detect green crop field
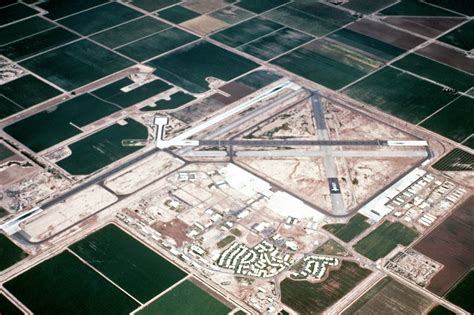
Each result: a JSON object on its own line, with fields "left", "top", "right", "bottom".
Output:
{"left": 272, "top": 39, "right": 381, "bottom": 90}
{"left": 0, "top": 234, "right": 27, "bottom": 272}
{"left": 38, "top": 0, "right": 107, "bottom": 20}
{"left": 70, "top": 224, "right": 186, "bottom": 302}
{"left": 0, "top": 207, "right": 8, "bottom": 218}
{"left": 117, "top": 27, "right": 198, "bottom": 62}
{"left": 57, "top": 118, "right": 147, "bottom": 175}
{"left": 4, "top": 251, "right": 139, "bottom": 315}
{"left": 433, "top": 148, "right": 474, "bottom": 171}
{"left": 157, "top": 5, "right": 200, "bottom": 24}
{"left": 420, "top": 96, "right": 473, "bottom": 144}
{"left": 91, "top": 16, "right": 170, "bottom": 49}
{"left": 342, "top": 277, "right": 432, "bottom": 315}
{"left": 0, "top": 27, "right": 79, "bottom": 61}
{"left": 20, "top": 40, "right": 134, "bottom": 91}
{"left": 323, "top": 214, "right": 370, "bottom": 242}
{"left": 264, "top": 2, "right": 355, "bottom": 36}
{"left": 0, "top": 75, "right": 62, "bottom": 118}
{"left": 58, "top": 2, "right": 142, "bottom": 35}
{"left": 328, "top": 28, "right": 405, "bottom": 61}
{"left": 138, "top": 280, "right": 231, "bottom": 314}
{"left": 393, "top": 54, "right": 474, "bottom": 92}
{"left": 381, "top": 0, "right": 460, "bottom": 16}
{"left": 426, "top": 0, "right": 474, "bottom": 15}
{"left": 131, "top": 0, "right": 179, "bottom": 12}
{"left": 344, "top": 66, "right": 457, "bottom": 124}
{"left": 428, "top": 305, "right": 456, "bottom": 315}
{"left": 239, "top": 27, "right": 314, "bottom": 61}
{"left": 211, "top": 16, "right": 283, "bottom": 48}
{"left": 439, "top": 20, "right": 474, "bottom": 51}
{"left": 91, "top": 78, "right": 172, "bottom": 108}
{"left": 446, "top": 270, "right": 474, "bottom": 313}
{"left": 147, "top": 40, "right": 258, "bottom": 93}
{"left": 281, "top": 260, "right": 371, "bottom": 314}
{"left": 5, "top": 93, "right": 120, "bottom": 152}
{"left": 0, "top": 3, "right": 39, "bottom": 26}
{"left": 0, "top": 294, "right": 23, "bottom": 315}
{"left": 141, "top": 91, "right": 196, "bottom": 111}
{"left": 236, "top": 0, "right": 289, "bottom": 14}
{"left": 0, "top": 16, "right": 54, "bottom": 46}
{"left": 235, "top": 70, "right": 282, "bottom": 90}
{"left": 210, "top": 5, "right": 254, "bottom": 25}
{"left": 342, "top": 0, "right": 397, "bottom": 14}
{"left": 354, "top": 221, "right": 418, "bottom": 261}
{"left": 0, "top": 143, "right": 14, "bottom": 161}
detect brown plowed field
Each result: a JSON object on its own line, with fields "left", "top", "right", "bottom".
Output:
{"left": 347, "top": 19, "right": 425, "bottom": 50}
{"left": 413, "top": 196, "right": 474, "bottom": 295}
{"left": 418, "top": 43, "right": 474, "bottom": 74}
{"left": 382, "top": 17, "right": 464, "bottom": 37}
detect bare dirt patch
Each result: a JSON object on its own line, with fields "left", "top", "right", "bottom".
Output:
{"left": 181, "top": 15, "right": 228, "bottom": 36}
{"left": 382, "top": 17, "right": 464, "bottom": 37}
{"left": 152, "top": 218, "right": 191, "bottom": 247}
{"left": 418, "top": 43, "right": 474, "bottom": 74}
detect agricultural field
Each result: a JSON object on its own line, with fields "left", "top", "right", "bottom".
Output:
{"left": 20, "top": 40, "right": 134, "bottom": 91}
{"left": 263, "top": 2, "right": 355, "bottom": 36}
{"left": 381, "top": 0, "right": 460, "bottom": 16}
{"left": 433, "top": 148, "right": 474, "bottom": 171}
{"left": 90, "top": 16, "right": 170, "bottom": 49}
{"left": 235, "top": 0, "right": 289, "bottom": 14}
{"left": 417, "top": 43, "right": 474, "bottom": 74}
{"left": 211, "top": 16, "right": 283, "bottom": 48}
{"left": 38, "top": 0, "right": 107, "bottom": 19}
{"left": 382, "top": 16, "right": 464, "bottom": 38}
{"left": 0, "top": 143, "right": 14, "bottom": 160}
{"left": 327, "top": 28, "right": 405, "bottom": 61}
{"left": 342, "top": 0, "right": 397, "bottom": 14}
{"left": 209, "top": 5, "right": 254, "bottom": 25}
{"left": 0, "top": 294, "right": 23, "bottom": 315}
{"left": 157, "top": 5, "right": 200, "bottom": 24}
{"left": 344, "top": 67, "right": 457, "bottom": 124}
{"left": 91, "top": 78, "right": 172, "bottom": 108}
{"left": 0, "top": 3, "right": 39, "bottom": 26}
{"left": 4, "top": 93, "right": 120, "bottom": 152}
{"left": 323, "top": 214, "right": 370, "bottom": 243}
{"left": 445, "top": 270, "right": 474, "bottom": 313}
{"left": 0, "top": 75, "right": 62, "bottom": 119}
{"left": 57, "top": 118, "right": 148, "bottom": 175}
{"left": 130, "top": 0, "right": 179, "bottom": 12}
{"left": 420, "top": 96, "right": 473, "bottom": 144}
{"left": 137, "top": 280, "right": 231, "bottom": 314}
{"left": 141, "top": 91, "right": 196, "bottom": 111}
{"left": 70, "top": 224, "right": 186, "bottom": 302}
{"left": 117, "top": 27, "right": 198, "bottom": 62}
{"left": 428, "top": 305, "right": 456, "bottom": 315}
{"left": 0, "top": 234, "right": 27, "bottom": 272}
{"left": 239, "top": 27, "right": 313, "bottom": 61}
{"left": 439, "top": 20, "right": 474, "bottom": 51}
{"left": 392, "top": 54, "right": 474, "bottom": 92}
{"left": 354, "top": 221, "right": 418, "bottom": 261}
{"left": 234, "top": 70, "right": 282, "bottom": 90}
{"left": 280, "top": 261, "right": 371, "bottom": 314}
{"left": 147, "top": 41, "right": 258, "bottom": 93}
{"left": 58, "top": 2, "right": 142, "bottom": 36}
{"left": 4, "top": 251, "right": 139, "bottom": 315}
{"left": 272, "top": 39, "right": 381, "bottom": 90}
{"left": 0, "top": 16, "right": 54, "bottom": 46}
{"left": 342, "top": 277, "right": 432, "bottom": 315}
{"left": 0, "top": 207, "right": 8, "bottom": 219}
{"left": 0, "top": 27, "right": 79, "bottom": 61}
{"left": 426, "top": 0, "right": 474, "bottom": 15}
{"left": 414, "top": 196, "right": 474, "bottom": 296}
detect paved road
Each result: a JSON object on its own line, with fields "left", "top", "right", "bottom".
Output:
{"left": 184, "top": 150, "right": 428, "bottom": 158}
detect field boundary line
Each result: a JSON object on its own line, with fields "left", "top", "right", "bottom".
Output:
{"left": 66, "top": 248, "right": 143, "bottom": 305}
{"left": 112, "top": 25, "right": 174, "bottom": 50}
{"left": 130, "top": 274, "right": 191, "bottom": 314}
{"left": 415, "top": 94, "right": 462, "bottom": 126}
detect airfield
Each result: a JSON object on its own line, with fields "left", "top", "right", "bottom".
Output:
{"left": 0, "top": 0, "right": 473, "bottom": 314}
